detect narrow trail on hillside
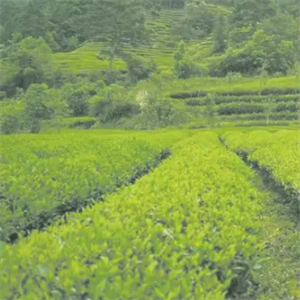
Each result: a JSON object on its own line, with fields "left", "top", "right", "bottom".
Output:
{"left": 220, "top": 139, "right": 300, "bottom": 300}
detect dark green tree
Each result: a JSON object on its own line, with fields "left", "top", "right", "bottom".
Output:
{"left": 22, "top": 84, "right": 53, "bottom": 133}
{"left": 212, "top": 15, "right": 228, "bottom": 53}
{"left": 232, "top": 0, "right": 276, "bottom": 29}
{"left": 90, "top": 0, "right": 147, "bottom": 71}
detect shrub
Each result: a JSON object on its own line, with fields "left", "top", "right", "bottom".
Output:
{"left": 0, "top": 114, "right": 20, "bottom": 134}
{"left": 126, "top": 55, "right": 156, "bottom": 83}
{"left": 218, "top": 104, "right": 265, "bottom": 115}
{"left": 174, "top": 57, "right": 198, "bottom": 79}
{"left": 0, "top": 91, "right": 7, "bottom": 100}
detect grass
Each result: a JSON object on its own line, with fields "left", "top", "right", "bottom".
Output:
{"left": 253, "top": 175, "right": 300, "bottom": 300}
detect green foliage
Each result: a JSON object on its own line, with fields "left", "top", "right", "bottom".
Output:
{"left": 1, "top": 36, "right": 56, "bottom": 95}
{"left": 219, "top": 30, "right": 296, "bottom": 75}
{"left": 0, "top": 115, "right": 19, "bottom": 134}
{"left": 41, "top": 117, "right": 97, "bottom": 131}
{"left": 0, "top": 91, "right": 6, "bottom": 100}
{"left": 173, "top": 41, "right": 198, "bottom": 79}
{"left": 61, "top": 81, "right": 97, "bottom": 117}
{"left": 204, "top": 93, "right": 218, "bottom": 127}
{"left": 173, "top": 3, "right": 216, "bottom": 40}
{"left": 212, "top": 15, "right": 228, "bottom": 54}
{"left": 125, "top": 54, "right": 156, "bottom": 83}
{"left": 0, "top": 61, "right": 18, "bottom": 95}
{"left": 0, "top": 100, "right": 23, "bottom": 134}
{"left": 92, "top": 0, "right": 147, "bottom": 71}
{"left": 22, "top": 84, "right": 54, "bottom": 133}
{"left": 0, "top": 132, "right": 266, "bottom": 299}
{"left": 0, "top": 130, "right": 190, "bottom": 241}
{"left": 89, "top": 84, "right": 130, "bottom": 119}
{"left": 0, "top": 0, "right": 299, "bottom": 131}
{"left": 231, "top": 0, "right": 276, "bottom": 29}
{"left": 223, "top": 130, "right": 300, "bottom": 196}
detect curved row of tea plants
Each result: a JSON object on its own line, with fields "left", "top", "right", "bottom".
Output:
{"left": 185, "top": 94, "right": 300, "bottom": 106}
{"left": 170, "top": 87, "right": 300, "bottom": 99}
{"left": 222, "top": 130, "right": 300, "bottom": 197}
{"left": 221, "top": 112, "right": 299, "bottom": 122}
{"left": 0, "top": 130, "right": 191, "bottom": 242}
{"left": 0, "top": 132, "right": 265, "bottom": 300}
{"left": 217, "top": 102, "right": 299, "bottom": 115}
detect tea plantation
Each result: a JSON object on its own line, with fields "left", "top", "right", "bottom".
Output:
{"left": 0, "top": 128, "right": 299, "bottom": 300}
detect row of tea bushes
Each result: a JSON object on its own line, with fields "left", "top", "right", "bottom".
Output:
{"left": 170, "top": 88, "right": 300, "bottom": 99}
{"left": 0, "top": 130, "right": 191, "bottom": 242}
{"left": 0, "top": 132, "right": 265, "bottom": 300}
{"left": 222, "top": 112, "right": 299, "bottom": 121}
{"left": 222, "top": 130, "right": 300, "bottom": 197}
{"left": 185, "top": 94, "right": 300, "bottom": 106}
{"left": 217, "top": 102, "right": 299, "bottom": 115}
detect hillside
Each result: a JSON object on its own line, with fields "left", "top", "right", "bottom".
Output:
{"left": 53, "top": 9, "right": 213, "bottom": 74}
{"left": 0, "top": 0, "right": 299, "bottom": 133}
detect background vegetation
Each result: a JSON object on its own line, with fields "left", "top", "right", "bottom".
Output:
{"left": 0, "top": 0, "right": 299, "bottom": 134}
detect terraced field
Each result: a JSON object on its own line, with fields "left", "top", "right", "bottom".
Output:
{"left": 168, "top": 83, "right": 300, "bottom": 127}
{"left": 52, "top": 9, "right": 214, "bottom": 74}
{"left": 0, "top": 128, "right": 299, "bottom": 300}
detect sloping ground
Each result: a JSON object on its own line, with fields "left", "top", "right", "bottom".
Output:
{"left": 163, "top": 77, "right": 300, "bottom": 127}
{"left": 53, "top": 9, "right": 184, "bottom": 74}
{"left": 52, "top": 9, "right": 216, "bottom": 74}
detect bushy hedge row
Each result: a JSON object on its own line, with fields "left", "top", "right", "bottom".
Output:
{"left": 186, "top": 95, "right": 300, "bottom": 107}
{"left": 217, "top": 102, "right": 299, "bottom": 116}
{"left": 42, "top": 117, "right": 97, "bottom": 130}
{"left": 215, "top": 95, "right": 300, "bottom": 105}
{"left": 218, "top": 104, "right": 265, "bottom": 115}
{"left": 0, "top": 133, "right": 265, "bottom": 300}
{"left": 170, "top": 91, "right": 207, "bottom": 99}
{"left": 223, "top": 130, "right": 300, "bottom": 197}
{"left": 0, "top": 131, "right": 190, "bottom": 242}
{"left": 223, "top": 112, "right": 298, "bottom": 121}
{"left": 233, "top": 121, "right": 291, "bottom": 127}
{"left": 171, "top": 88, "right": 300, "bottom": 99}
{"left": 218, "top": 88, "right": 300, "bottom": 97}
{"left": 274, "top": 103, "right": 299, "bottom": 113}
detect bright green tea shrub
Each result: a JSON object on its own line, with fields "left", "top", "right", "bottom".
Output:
{"left": 222, "top": 130, "right": 300, "bottom": 195}
{"left": 0, "top": 132, "right": 265, "bottom": 300}
{"left": 0, "top": 130, "right": 190, "bottom": 241}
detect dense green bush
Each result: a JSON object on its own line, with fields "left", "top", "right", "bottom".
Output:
{"left": 218, "top": 103, "right": 265, "bottom": 115}
{"left": 214, "top": 95, "right": 300, "bottom": 105}
{"left": 170, "top": 91, "right": 207, "bottom": 99}
{"left": 0, "top": 114, "right": 21, "bottom": 134}
{"left": 217, "top": 88, "right": 300, "bottom": 97}
{"left": 274, "top": 103, "right": 299, "bottom": 113}
{"left": 0, "top": 91, "right": 7, "bottom": 100}
{"left": 99, "top": 101, "right": 141, "bottom": 124}
{"left": 125, "top": 55, "right": 156, "bottom": 83}
{"left": 173, "top": 3, "right": 215, "bottom": 40}
{"left": 223, "top": 112, "right": 298, "bottom": 121}
{"left": 171, "top": 88, "right": 300, "bottom": 100}
{"left": 218, "top": 30, "right": 296, "bottom": 75}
